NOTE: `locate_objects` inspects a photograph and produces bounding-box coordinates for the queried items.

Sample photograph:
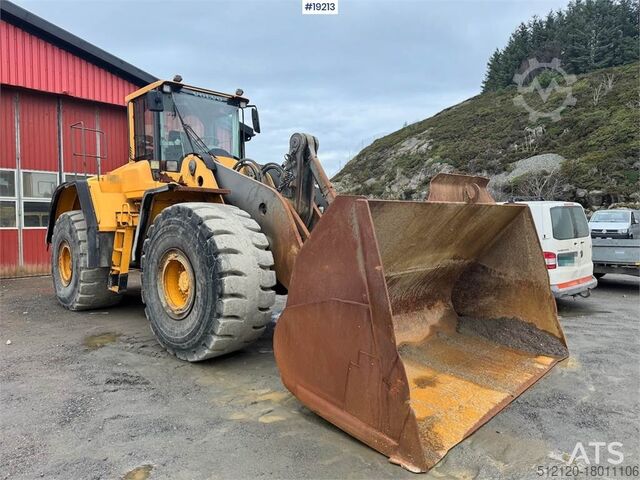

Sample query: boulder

[488,153,566,191]
[575,188,588,198]
[588,190,604,207]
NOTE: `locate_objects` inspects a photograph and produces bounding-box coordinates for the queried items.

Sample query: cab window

[131,88,241,162]
[132,97,155,160]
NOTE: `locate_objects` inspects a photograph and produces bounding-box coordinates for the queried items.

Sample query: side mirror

[145,91,164,112]
[251,106,261,134]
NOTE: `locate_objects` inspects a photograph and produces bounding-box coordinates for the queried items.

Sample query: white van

[514,201,597,298]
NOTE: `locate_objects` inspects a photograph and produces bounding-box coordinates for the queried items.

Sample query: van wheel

[594,273,605,279]
[141,203,276,362]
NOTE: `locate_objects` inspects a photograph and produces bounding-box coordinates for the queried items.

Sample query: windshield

[590,210,630,223]
[160,89,240,159]
[551,206,589,240]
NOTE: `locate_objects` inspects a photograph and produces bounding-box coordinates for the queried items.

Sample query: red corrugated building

[0,1,156,277]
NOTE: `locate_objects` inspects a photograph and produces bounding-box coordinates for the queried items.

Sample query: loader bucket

[274,196,567,472]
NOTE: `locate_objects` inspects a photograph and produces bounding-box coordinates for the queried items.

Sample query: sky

[16,0,571,176]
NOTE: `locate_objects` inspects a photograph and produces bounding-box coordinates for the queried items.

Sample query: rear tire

[141,203,276,361]
[51,210,122,310]
[594,273,605,279]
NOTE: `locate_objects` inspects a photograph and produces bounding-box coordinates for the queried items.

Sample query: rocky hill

[332,62,639,210]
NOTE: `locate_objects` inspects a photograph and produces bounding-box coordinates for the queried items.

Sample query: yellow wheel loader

[47,79,568,472]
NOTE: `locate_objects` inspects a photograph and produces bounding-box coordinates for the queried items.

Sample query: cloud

[16,0,571,176]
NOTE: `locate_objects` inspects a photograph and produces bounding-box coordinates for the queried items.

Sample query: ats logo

[569,442,624,465]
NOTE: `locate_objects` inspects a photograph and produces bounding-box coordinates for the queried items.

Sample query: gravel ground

[0,273,638,480]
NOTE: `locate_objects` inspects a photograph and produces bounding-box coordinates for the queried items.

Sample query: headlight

[618,229,628,234]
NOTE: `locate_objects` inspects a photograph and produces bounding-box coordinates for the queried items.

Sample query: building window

[23,201,49,228]
[0,169,17,228]
[22,171,57,198]
[0,170,16,197]
[0,200,17,228]
[64,173,91,182]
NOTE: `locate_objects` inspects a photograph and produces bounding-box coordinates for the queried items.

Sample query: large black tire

[51,210,122,310]
[594,273,606,279]
[141,203,276,361]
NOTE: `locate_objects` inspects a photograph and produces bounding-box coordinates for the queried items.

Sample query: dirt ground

[1,273,638,480]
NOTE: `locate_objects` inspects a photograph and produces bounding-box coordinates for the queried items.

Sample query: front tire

[51,211,122,310]
[141,203,276,361]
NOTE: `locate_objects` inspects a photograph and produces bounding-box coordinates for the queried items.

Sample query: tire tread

[51,210,121,311]
[142,203,276,361]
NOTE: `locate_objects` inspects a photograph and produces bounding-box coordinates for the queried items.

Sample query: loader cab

[126,81,257,172]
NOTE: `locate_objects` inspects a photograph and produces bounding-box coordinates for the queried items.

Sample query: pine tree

[479,0,640,91]
[612,0,640,64]
[482,49,504,92]
[501,23,532,87]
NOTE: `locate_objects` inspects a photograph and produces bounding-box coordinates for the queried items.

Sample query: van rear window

[551,206,589,240]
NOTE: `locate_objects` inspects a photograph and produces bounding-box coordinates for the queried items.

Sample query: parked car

[588,208,640,239]
[511,201,597,298]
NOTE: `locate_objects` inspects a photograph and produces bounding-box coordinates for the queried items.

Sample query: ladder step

[110,223,135,294]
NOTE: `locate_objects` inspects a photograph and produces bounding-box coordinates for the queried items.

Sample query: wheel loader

[47,79,568,473]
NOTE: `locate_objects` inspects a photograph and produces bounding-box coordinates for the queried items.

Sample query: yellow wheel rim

[158,249,195,320]
[58,241,73,287]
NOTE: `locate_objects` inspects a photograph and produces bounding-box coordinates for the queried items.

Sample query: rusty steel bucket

[274,193,568,472]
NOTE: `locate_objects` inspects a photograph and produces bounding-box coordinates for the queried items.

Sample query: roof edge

[1,0,157,86]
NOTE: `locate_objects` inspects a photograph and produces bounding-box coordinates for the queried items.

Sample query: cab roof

[125,80,249,104]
